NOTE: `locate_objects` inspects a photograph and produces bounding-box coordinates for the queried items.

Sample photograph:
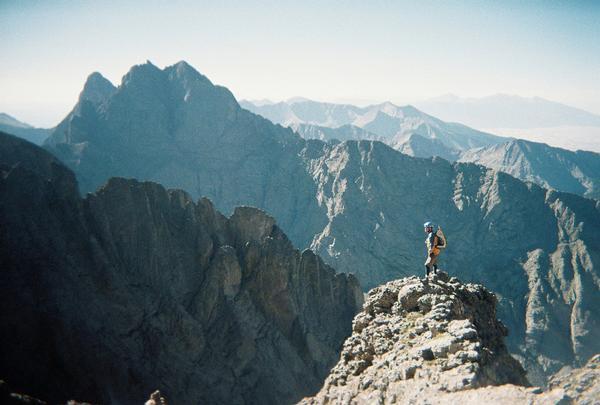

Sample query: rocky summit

[0,131,363,405]
[301,272,529,404]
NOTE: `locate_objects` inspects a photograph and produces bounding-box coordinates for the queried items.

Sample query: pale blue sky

[1,0,599,127]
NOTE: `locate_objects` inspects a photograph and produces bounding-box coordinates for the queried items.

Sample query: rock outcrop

[42,62,600,383]
[301,272,528,404]
[0,131,363,404]
[302,273,600,404]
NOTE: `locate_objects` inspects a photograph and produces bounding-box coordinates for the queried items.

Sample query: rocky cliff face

[301,272,529,404]
[303,140,600,385]
[43,62,600,384]
[0,131,363,404]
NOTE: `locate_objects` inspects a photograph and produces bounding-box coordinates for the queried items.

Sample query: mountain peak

[302,272,529,403]
[121,61,163,86]
[86,71,107,82]
[400,104,424,116]
[505,138,542,153]
[376,100,399,110]
[374,102,422,119]
[165,60,211,84]
[172,60,194,71]
[80,72,116,105]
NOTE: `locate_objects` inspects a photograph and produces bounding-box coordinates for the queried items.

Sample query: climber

[423,221,446,277]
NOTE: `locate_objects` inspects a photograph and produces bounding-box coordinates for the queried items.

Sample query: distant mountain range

[0,112,51,145]
[414,94,600,153]
[242,98,600,199]
[459,139,600,199]
[415,93,600,129]
[239,99,508,153]
[40,60,600,385]
[6,78,598,200]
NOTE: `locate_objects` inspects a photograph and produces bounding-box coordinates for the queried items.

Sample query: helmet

[423,221,434,228]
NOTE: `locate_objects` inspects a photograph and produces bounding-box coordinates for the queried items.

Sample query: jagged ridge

[241,98,507,153]
[459,139,600,199]
[0,131,363,404]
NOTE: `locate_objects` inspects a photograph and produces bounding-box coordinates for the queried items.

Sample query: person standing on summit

[424,221,446,277]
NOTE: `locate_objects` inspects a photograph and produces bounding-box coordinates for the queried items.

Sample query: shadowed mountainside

[0,131,363,404]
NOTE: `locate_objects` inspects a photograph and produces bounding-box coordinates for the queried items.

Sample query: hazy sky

[1,0,599,127]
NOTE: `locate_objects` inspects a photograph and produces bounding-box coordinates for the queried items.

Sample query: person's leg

[431,255,439,274]
[425,256,432,277]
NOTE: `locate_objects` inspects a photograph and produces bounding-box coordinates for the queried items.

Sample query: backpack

[436,227,447,249]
